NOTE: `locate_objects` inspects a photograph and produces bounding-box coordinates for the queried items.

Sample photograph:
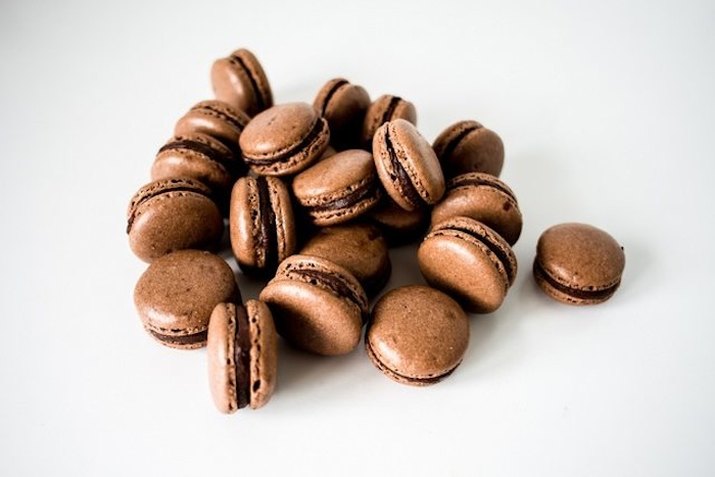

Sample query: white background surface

[1,0,714,475]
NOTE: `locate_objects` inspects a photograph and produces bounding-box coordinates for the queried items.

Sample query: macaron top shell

[211,48,273,116]
[362,94,417,146]
[367,285,469,385]
[313,78,370,149]
[536,223,625,293]
[174,100,251,147]
[432,120,504,178]
[373,119,445,211]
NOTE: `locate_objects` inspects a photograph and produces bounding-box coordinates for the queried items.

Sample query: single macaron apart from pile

[126,46,627,415]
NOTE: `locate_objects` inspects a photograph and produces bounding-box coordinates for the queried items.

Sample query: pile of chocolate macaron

[128,48,626,414]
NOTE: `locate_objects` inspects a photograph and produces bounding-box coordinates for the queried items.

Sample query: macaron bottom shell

[364,338,460,386]
[532,259,621,305]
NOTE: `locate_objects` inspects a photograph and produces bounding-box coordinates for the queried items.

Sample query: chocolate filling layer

[234,304,251,410]
[384,127,425,209]
[534,260,620,300]
[158,139,238,175]
[443,225,514,282]
[244,118,324,165]
[295,268,365,320]
[366,339,456,385]
[256,177,278,271]
[230,54,266,111]
[149,329,208,345]
[306,177,378,214]
[439,123,482,160]
[126,183,211,233]
[450,176,516,202]
[380,96,402,125]
[194,103,246,131]
[318,79,349,116]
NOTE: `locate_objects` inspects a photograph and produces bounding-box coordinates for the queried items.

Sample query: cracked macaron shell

[366,285,469,386]
[300,223,391,296]
[431,172,523,245]
[207,300,278,414]
[260,255,367,356]
[313,78,371,150]
[433,120,504,178]
[534,223,625,305]
[211,48,273,117]
[229,176,296,275]
[372,119,445,211]
[134,250,240,349]
[292,149,381,226]
[239,102,330,176]
[418,216,517,313]
[127,178,223,262]
[362,94,417,148]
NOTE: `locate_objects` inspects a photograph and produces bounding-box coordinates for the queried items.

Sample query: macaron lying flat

[260,255,368,356]
[127,178,223,262]
[292,149,381,226]
[151,133,241,203]
[211,48,273,117]
[362,94,416,148]
[240,102,330,176]
[432,120,505,178]
[372,119,445,212]
[313,78,370,150]
[134,250,240,349]
[418,216,517,313]
[174,100,250,157]
[366,285,469,386]
[534,223,625,305]
[431,172,523,246]
[207,300,277,413]
[300,223,391,296]
[229,176,296,276]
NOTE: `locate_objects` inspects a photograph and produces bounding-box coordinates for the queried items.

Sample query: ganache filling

[439,123,482,160]
[380,96,402,125]
[256,177,278,271]
[384,127,424,208]
[230,54,266,111]
[195,103,246,130]
[149,329,208,345]
[126,184,210,233]
[306,178,378,214]
[533,261,619,300]
[158,139,237,175]
[234,305,251,409]
[243,118,324,165]
[442,225,514,281]
[450,176,516,202]
[295,268,364,318]
[318,79,349,116]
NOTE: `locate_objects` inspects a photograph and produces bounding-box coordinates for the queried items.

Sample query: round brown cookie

[207,300,277,413]
[127,178,223,262]
[174,100,251,160]
[418,216,517,313]
[432,120,504,178]
[367,196,429,246]
[533,223,625,305]
[229,176,296,277]
[292,149,381,226]
[300,223,391,296]
[431,172,523,245]
[134,250,240,349]
[151,133,241,207]
[366,285,469,386]
[211,48,273,116]
[260,255,368,356]
[239,102,330,176]
[313,78,370,150]
[372,119,445,212]
[361,94,416,148]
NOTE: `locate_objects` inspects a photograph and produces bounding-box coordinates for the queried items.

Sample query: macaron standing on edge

[362,94,417,148]
[313,78,371,150]
[432,120,505,178]
[211,48,273,117]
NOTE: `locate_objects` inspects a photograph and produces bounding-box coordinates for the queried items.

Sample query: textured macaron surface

[240,103,324,158]
[432,120,504,178]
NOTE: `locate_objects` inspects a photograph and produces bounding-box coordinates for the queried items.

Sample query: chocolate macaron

[372,119,445,211]
[368,196,428,246]
[431,172,523,245]
[211,48,273,116]
[433,120,504,178]
[362,94,416,148]
[127,178,223,262]
[366,285,469,386]
[533,223,625,305]
[229,176,296,276]
[300,223,391,296]
[151,133,241,204]
[134,250,240,349]
[260,255,368,356]
[292,149,381,226]
[207,300,277,413]
[313,78,370,150]
[174,100,250,157]
[418,216,517,313]
[239,102,330,176]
